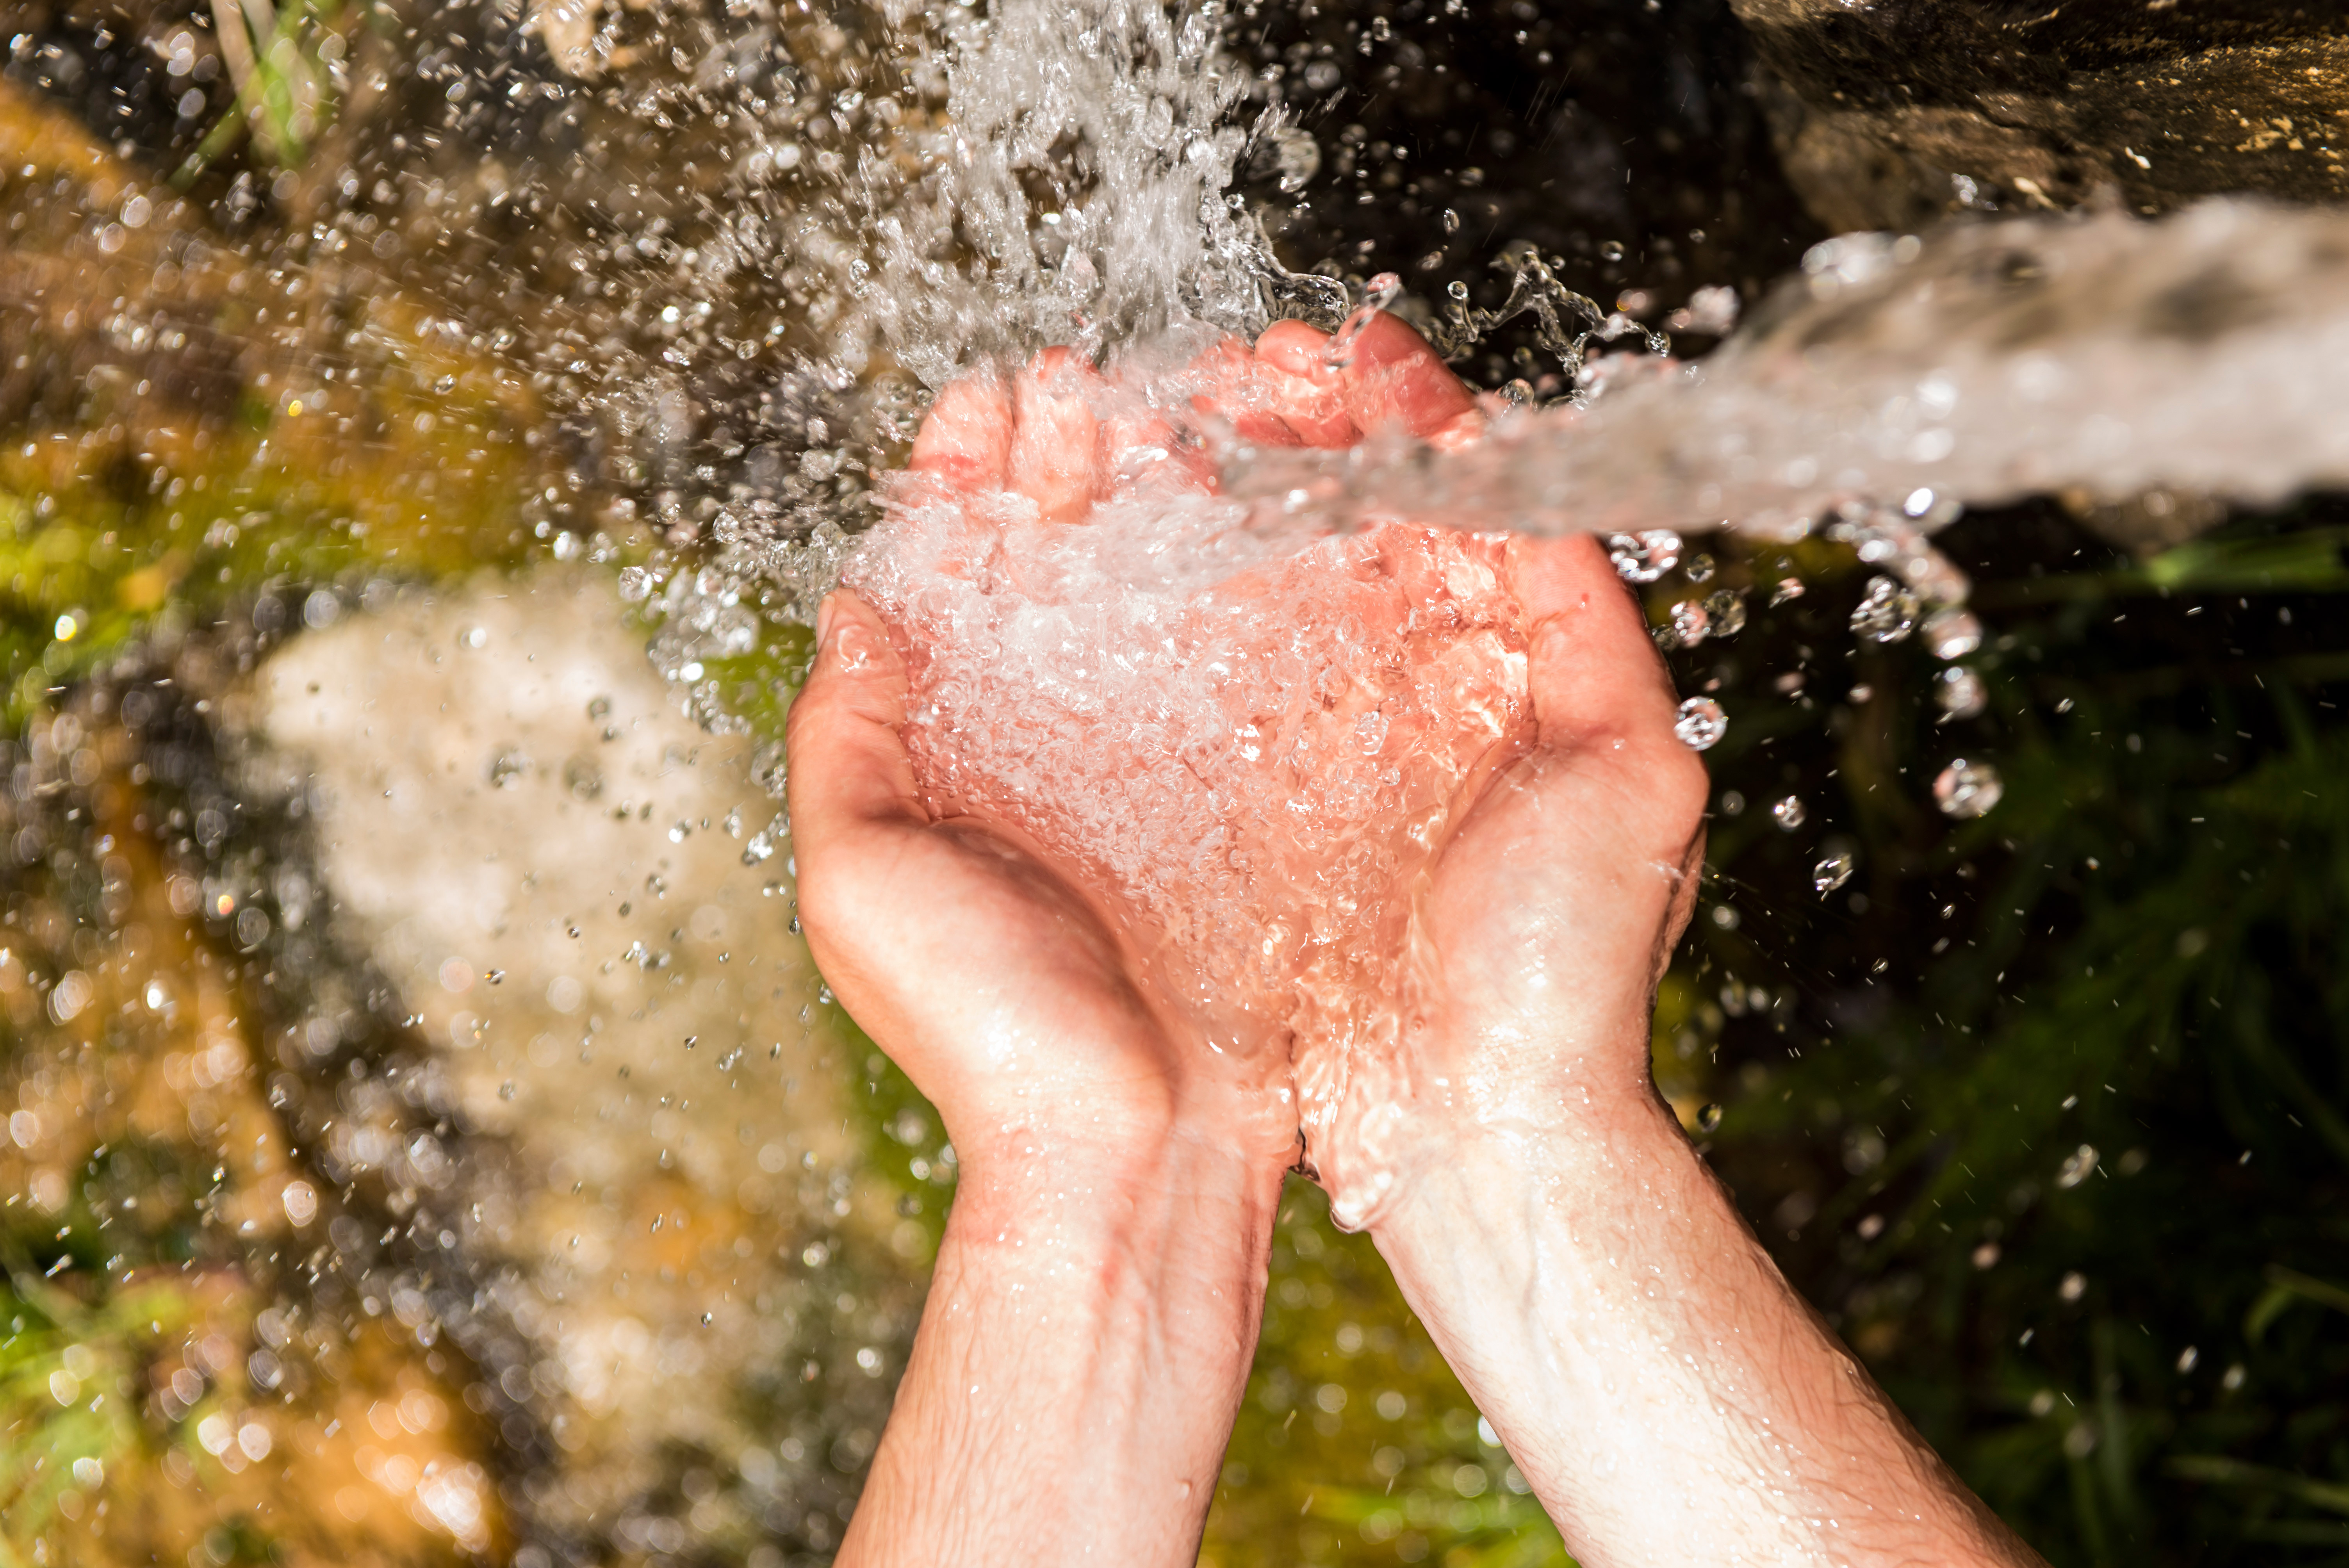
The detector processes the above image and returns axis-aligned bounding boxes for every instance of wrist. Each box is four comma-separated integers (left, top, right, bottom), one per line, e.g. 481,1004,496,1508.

945,1112,1284,1288
1329,1001,1665,1223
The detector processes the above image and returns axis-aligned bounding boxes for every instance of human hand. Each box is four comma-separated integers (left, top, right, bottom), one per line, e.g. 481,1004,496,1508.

805,320,1492,1183
1252,342,1709,1225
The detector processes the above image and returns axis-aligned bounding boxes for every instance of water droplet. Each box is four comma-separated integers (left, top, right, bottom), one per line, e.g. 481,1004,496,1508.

1674,696,1727,750
618,566,653,603
1447,280,1469,301
1270,126,1321,191
1934,758,2003,818
1923,606,1983,659
1442,207,1461,234
1770,577,1805,606
1704,590,1747,636
1667,600,1710,647
1682,552,1715,584
1813,851,1855,894
1695,1103,1724,1134
1608,529,1683,583
1936,666,1987,719
1771,795,1805,830
1850,576,1920,643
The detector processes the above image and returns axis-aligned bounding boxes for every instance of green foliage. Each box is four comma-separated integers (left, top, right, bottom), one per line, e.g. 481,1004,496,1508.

1679,499,2349,1566
0,1266,200,1560
1203,1183,1570,1568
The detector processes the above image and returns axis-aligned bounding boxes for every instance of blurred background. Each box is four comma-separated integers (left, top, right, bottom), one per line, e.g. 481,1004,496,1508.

2,0,2347,1564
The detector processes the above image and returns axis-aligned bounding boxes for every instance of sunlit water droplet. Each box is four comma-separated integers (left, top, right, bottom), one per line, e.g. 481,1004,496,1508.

1850,575,1921,643
1666,600,1710,647
1674,696,1727,750
1771,795,1805,830
1704,590,1747,636
1934,758,2004,817
1923,606,1984,659
1608,529,1683,583
1936,666,1987,719
1813,851,1856,894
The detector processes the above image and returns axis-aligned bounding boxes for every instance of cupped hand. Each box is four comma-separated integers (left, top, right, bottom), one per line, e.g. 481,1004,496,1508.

1205,327,1713,1225
788,316,1490,1182
787,588,1234,1171
1307,529,1711,1224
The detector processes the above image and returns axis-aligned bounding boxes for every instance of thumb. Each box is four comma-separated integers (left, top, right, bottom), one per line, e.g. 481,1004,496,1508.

1509,535,1683,755
784,590,927,850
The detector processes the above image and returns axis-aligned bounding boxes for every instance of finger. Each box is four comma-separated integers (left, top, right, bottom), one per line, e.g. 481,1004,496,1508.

1009,346,1105,524
908,371,1013,492
1508,535,1682,754
1184,335,1302,447
785,591,928,847
1249,320,1359,446
1333,312,1481,447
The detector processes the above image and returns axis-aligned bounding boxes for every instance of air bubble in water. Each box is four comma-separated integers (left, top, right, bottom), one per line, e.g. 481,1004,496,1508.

1813,851,1856,894
1608,530,1683,583
1934,758,2003,818
1936,666,1987,720
1704,590,1747,636
1674,696,1727,750
618,567,653,604
1923,606,1984,659
1771,795,1806,830
1850,576,1920,643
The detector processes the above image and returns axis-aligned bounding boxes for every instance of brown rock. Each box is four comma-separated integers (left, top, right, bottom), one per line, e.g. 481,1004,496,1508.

1732,0,2349,232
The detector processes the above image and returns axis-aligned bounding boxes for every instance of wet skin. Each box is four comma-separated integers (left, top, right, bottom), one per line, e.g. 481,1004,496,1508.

789,316,2046,1567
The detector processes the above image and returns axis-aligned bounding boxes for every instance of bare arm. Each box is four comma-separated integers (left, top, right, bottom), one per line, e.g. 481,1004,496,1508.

1373,1089,2034,1566
1315,533,2046,1568
790,593,1294,1566
844,1131,1276,1562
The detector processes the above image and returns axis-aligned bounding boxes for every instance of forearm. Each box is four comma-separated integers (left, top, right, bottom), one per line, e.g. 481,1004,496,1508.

1371,1083,2042,1568
838,1124,1280,1566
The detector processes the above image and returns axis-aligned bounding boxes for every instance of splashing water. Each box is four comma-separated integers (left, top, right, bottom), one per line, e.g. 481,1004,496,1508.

1220,200,2349,547
842,353,1534,1199
860,0,1276,389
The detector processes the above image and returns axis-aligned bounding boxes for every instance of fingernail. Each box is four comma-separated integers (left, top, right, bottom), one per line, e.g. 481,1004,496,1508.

813,593,837,648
